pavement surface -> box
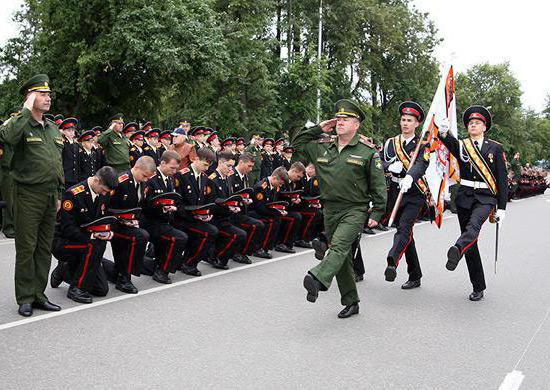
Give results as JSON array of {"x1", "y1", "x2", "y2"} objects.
[{"x1": 0, "y1": 192, "x2": 548, "y2": 389}]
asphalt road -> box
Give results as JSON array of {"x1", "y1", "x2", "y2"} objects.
[{"x1": 0, "y1": 192, "x2": 548, "y2": 389}]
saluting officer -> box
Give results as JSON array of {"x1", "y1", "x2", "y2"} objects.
[
  {"x1": 98, "y1": 114, "x2": 131, "y2": 173},
  {"x1": 438, "y1": 106, "x2": 508, "y2": 301},
  {"x1": 292, "y1": 99, "x2": 387, "y2": 318}
]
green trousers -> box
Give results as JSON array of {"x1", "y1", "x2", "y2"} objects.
[
  {"x1": 309, "y1": 205, "x2": 367, "y2": 306},
  {"x1": 14, "y1": 184, "x2": 57, "y2": 304},
  {"x1": 1, "y1": 170, "x2": 15, "y2": 236}
]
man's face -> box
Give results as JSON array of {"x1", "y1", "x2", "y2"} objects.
[
  {"x1": 194, "y1": 158, "x2": 211, "y2": 174},
  {"x1": 283, "y1": 152, "x2": 292, "y2": 160},
  {"x1": 82, "y1": 140, "x2": 93, "y2": 150},
  {"x1": 134, "y1": 167, "x2": 156, "y2": 183},
  {"x1": 211, "y1": 138, "x2": 221, "y2": 149},
  {"x1": 133, "y1": 139, "x2": 144, "y2": 147},
  {"x1": 276, "y1": 144, "x2": 284, "y2": 153},
  {"x1": 305, "y1": 164, "x2": 316, "y2": 177},
  {"x1": 335, "y1": 117, "x2": 360, "y2": 137},
  {"x1": 161, "y1": 137, "x2": 172, "y2": 147},
  {"x1": 264, "y1": 144, "x2": 273, "y2": 153},
  {"x1": 197, "y1": 134, "x2": 208, "y2": 144},
  {"x1": 32, "y1": 92, "x2": 51, "y2": 113},
  {"x1": 467, "y1": 119, "x2": 486, "y2": 138},
  {"x1": 172, "y1": 134, "x2": 185, "y2": 145},
  {"x1": 181, "y1": 123, "x2": 191, "y2": 133},
  {"x1": 218, "y1": 159, "x2": 235, "y2": 176},
  {"x1": 148, "y1": 136, "x2": 160, "y2": 148},
  {"x1": 112, "y1": 121, "x2": 123, "y2": 133},
  {"x1": 237, "y1": 144, "x2": 245, "y2": 152},
  {"x1": 237, "y1": 160, "x2": 254, "y2": 175},
  {"x1": 160, "y1": 159, "x2": 179, "y2": 177},
  {"x1": 288, "y1": 168, "x2": 304, "y2": 182},
  {"x1": 399, "y1": 115, "x2": 419, "y2": 135},
  {"x1": 90, "y1": 177, "x2": 112, "y2": 195},
  {"x1": 271, "y1": 176, "x2": 284, "y2": 188},
  {"x1": 62, "y1": 128, "x2": 75, "y2": 140}
]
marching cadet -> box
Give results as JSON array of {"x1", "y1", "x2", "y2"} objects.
[
  {"x1": 159, "y1": 130, "x2": 172, "y2": 155},
  {"x1": 143, "y1": 128, "x2": 162, "y2": 165},
  {"x1": 173, "y1": 147, "x2": 219, "y2": 276},
  {"x1": 276, "y1": 162, "x2": 306, "y2": 253},
  {"x1": 77, "y1": 130, "x2": 101, "y2": 181},
  {"x1": 382, "y1": 102, "x2": 429, "y2": 289},
  {"x1": 244, "y1": 132, "x2": 263, "y2": 184},
  {"x1": 206, "y1": 151, "x2": 249, "y2": 266},
  {"x1": 59, "y1": 117, "x2": 80, "y2": 189},
  {"x1": 438, "y1": 106, "x2": 508, "y2": 301},
  {"x1": 98, "y1": 114, "x2": 131, "y2": 173},
  {"x1": 292, "y1": 99, "x2": 387, "y2": 318},
  {"x1": 51, "y1": 166, "x2": 119, "y2": 304},
  {"x1": 227, "y1": 152, "x2": 266, "y2": 259},
  {"x1": 128, "y1": 131, "x2": 145, "y2": 167},
  {"x1": 0, "y1": 74, "x2": 64, "y2": 316},
  {"x1": 260, "y1": 138, "x2": 275, "y2": 179},
  {"x1": 249, "y1": 166, "x2": 290, "y2": 259},
  {"x1": 171, "y1": 127, "x2": 197, "y2": 170},
  {"x1": 106, "y1": 156, "x2": 156, "y2": 293},
  {"x1": 141, "y1": 151, "x2": 188, "y2": 284}
]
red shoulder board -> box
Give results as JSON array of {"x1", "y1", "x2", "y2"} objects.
[
  {"x1": 261, "y1": 181, "x2": 268, "y2": 189},
  {"x1": 180, "y1": 167, "x2": 190, "y2": 174},
  {"x1": 118, "y1": 173, "x2": 129, "y2": 183},
  {"x1": 70, "y1": 185, "x2": 85, "y2": 195}
]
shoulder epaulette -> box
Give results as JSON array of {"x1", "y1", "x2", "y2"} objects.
[
  {"x1": 208, "y1": 173, "x2": 217, "y2": 180},
  {"x1": 143, "y1": 145, "x2": 151, "y2": 151},
  {"x1": 488, "y1": 139, "x2": 502, "y2": 145},
  {"x1": 261, "y1": 181, "x2": 268, "y2": 189},
  {"x1": 70, "y1": 185, "x2": 85, "y2": 195},
  {"x1": 181, "y1": 167, "x2": 190, "y2": 174},
  {"x1": 359, "y1": 135, "x2": 375, "y2": 148},
  {"x1": 118, "y1": 173, "x2": 130, "y2": 183},
  {"x1": 130, "y1": 147, "x2": 136, "y2": 152}
]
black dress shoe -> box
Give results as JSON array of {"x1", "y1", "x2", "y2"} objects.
[
  {"x1": 384, "y1": 258, "x2": 397, "y2": 282},
  {"x1": 469, "y1": 291, "x2": 484, "y2": 301},
  {"x1": 18, "y1": 303, "x2": 33, "y2": 317},
  {"x1": 67, "y1": 286, "x2": 93, "y2": 304},
  {"x1": 401, "y1": 280, "x2": 421, "y2": 289},
  {"x1": 50, "y1": 263, "x2": 64, "y2": 288},
  {"x1": 338, "y1": 303, "x2": 359, "y2": 318},
  {"x1": 212, "y1": 258, "x2": 230, "y2": 270},
  {"x1": 252, "y1": 249, "x2": 272, "y2": 259},
  {"x1": 181, "y1": 264, "x2": 202, "y2": 277},
  {"x1": 446, "y1": 245, "x2": 461, "y2": 271},
  {"x1": 232, "y1": 253, "x2": 252, "y2": 264},
  {"x1": 152, "y1": 268, "x2": 172, "y2": 284},
  {"x1": 362, "y1": 227, "x2": 375, "y2": 235},
  {"x1": 303, "y1": 273, "x2": 324, "y2": 303},
  {"x1": 116, "y1": 279, "x2": 139, "y2": 294},
  {"x1": 311, "y1": 238, "x2": 328, "y2": 260},
  {"x1": 274, "y1": 244, "x2": 295, "y2": 253},
  {"x1": 32, "y1": 300, "x2": 62, "y2": 311},
  {"x1": 294, "y1": 240, "x2": 312, "y2": 248},
  {"x1": 355, "y1": 274, "x2": 364, "y2": 282},
  {"x1": 375, "y1": 225, "x2": 389, "y2": 231}
]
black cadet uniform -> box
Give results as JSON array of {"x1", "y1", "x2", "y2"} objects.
[
  {"x1": 249, "y1": 177, "x2": 283, "y2": 253},
  {"x1": 77, "y1": 130, "x2": 101, "y2": 181},
  {"x1": 60, "y1": 118, "x2": 80, "y2": 188}
]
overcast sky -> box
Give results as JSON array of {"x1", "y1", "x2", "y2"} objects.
[{"x1": 1, "y1": 0, "x2": 548, "y2": 112}]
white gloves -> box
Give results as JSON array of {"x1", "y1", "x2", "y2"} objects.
[
  {"x1": 438, "y1": 118, "x2": 450, "y2": 137},
  {"x1": 400, "y1": 175, "x2": 414, "y2": 193},
  {"x1": 388, "y1": 161, "x2": 404, "y2": 174},
  {"x1": 495, "y1": 209, "x2": 506, "y2": 224}
]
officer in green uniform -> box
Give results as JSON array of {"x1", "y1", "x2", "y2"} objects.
[
  {"x1": 0, "y1": 109, "x2": 20, "y2": 238},
  {"x1": 244, "y1": 132, "x2": 263, "y2": 185},
  {"x1": 97, "y1": 113, "x2": 130, "y2": 172},
  {"x1": 292, "y1": 99, "x2": 387, "y2": 318},
  {"x1": 0, "y1": 74, "x2": 64, "y2": 316}
]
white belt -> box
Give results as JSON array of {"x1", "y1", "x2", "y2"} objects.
[{"x1": 461, "y1": 179, "x2": 488, "y2": 189}]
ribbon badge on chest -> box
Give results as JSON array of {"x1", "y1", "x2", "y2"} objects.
[{"x1": 488, "y1": 153, "x2": 494, "y2": 164}]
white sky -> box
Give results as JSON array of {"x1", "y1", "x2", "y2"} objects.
[{"x1": 1, "y1": 0, "x2": 548, "y2": 112}]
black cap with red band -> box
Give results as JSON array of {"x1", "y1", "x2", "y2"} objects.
[
  {"x1": 463, "y1": 105, "x2": 492, "y2": 131},
  {"x1": 398, "y1": 101, "x2": 425, "y2": 122}
]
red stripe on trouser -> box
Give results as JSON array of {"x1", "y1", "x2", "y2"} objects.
[
  {"x1": 217, "y1": 230, "x2": 236, "y2": 257},
  {"x1": 261, "y1": 219, "x2": 273, "y2": 249},
  {"x1": 113, "y1": 232, "x2": 137, "y2": 273},
  {"x1": 459, "y1": 211, "x2": 490, "y2": 255},
  {"x1": 395, "y1": 206, "x2": 424, "y2": 266},
  {"x1": 299, "y1": 211, "x2": 316, "y2": 240},
  {"x1": 280, "y1": 216, "x2": 294, "y2": 243},
  {"x1": 160, "y1": 235, "x2": 176, "y2": 271},
  {"x1": 241, "y1": 223, "x2": 256, "y2": 254},
  {"x1": 186, "y1": 227, "x2": 208, "y2": 264},
  {"x1": 64, "y1": 244, "x2": 88, "y2": 249},
  {"x1": 77, "y1": 244, "x2": 94, "y2": 289}
]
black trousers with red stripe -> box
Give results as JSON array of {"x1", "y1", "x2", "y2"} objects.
[
  {"x1": 277, "y1": 211, "x2": 302, "y2": 247},
  {"x1": 249, "y1": 212, "x2": 280, "y2": 251},
  {"x1": 212, "y1": 219, "x2": 247, "y2": 263},
  {"x1": 297, "y1": 208, "x2": 323, "y2": 242},
  {"x1": 177, "y1": 220, "x2": 218, "y2": 267},
  {"x1": 456, "y1": 201, "x2": 493, "y2": 292},
  {"x1": 386, "y1": 195, "x2": 425, "y2": 281},
  {"x1": 111, "y1": 225, "x2": 150, "y2": 278},
  {"x1": 143, "y1": 223, "x2": 188, "y2": 273},
  {"x1": 232, "y1": 214, "x2": 265, "y2": 255},
  {"x1": 51, "y1": 238, "x2": 109, "y2": 295}
]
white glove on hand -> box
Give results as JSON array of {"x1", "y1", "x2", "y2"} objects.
[
  {"x1": 495, "y1": 209, "x2": 506, "y2": 224},
  {"x1": 400, "y1": 175, "x2": 414, "y2": 193},
  {"x1": 388, "y1": 161, "x2": 404, "y2": 174},
  {"x1": 438, "y1": 118, "x2": 450, "y2": 137}
]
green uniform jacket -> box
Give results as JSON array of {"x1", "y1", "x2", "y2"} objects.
[
  {"x1": 291, "y1": 125, "x2": 387, "y2": 221},
  {"x1": 244, "y1": 144, "x2": 262, "y2": 183},
  {"x1": 98, "y1": 128, "x2": 130, "y2": 168},
  {"x1": 0, "y1": 108, "x2": 64, "y2": 197}
]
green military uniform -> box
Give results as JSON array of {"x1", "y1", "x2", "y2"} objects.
[
  {"x1": 97, "y1": 114, "x2": 130, "y2": 172},
  {"x1": 0, "y1": 74, "x2": 64, "y2": 305},
  {"x1": 244, "y1": 141, "x2": 262, "y2": 185},
  {"x1": 0, "y1": 112, "x2": 18, "y2": 237},
  {"x1": 292, "y1": 99, "x2": 387, "y2": 307}
]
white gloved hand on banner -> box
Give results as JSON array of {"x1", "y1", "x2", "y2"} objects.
[
  {"x1": 388, "y1": 161, "x2": 403, "y2": 174},
  {"x1": 400, "y1": 175, "x2": 414, "y2": 193},
  {"x1": 438, "y1": 118, "x2": 450, "y2": 137},
  {"x1": 495, "y1": 209, "x2": 506, "y2": 225}
]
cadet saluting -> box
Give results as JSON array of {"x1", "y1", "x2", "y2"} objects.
[{"x1": 292, "y1": 99, "x2": 387, "y2": 318}]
